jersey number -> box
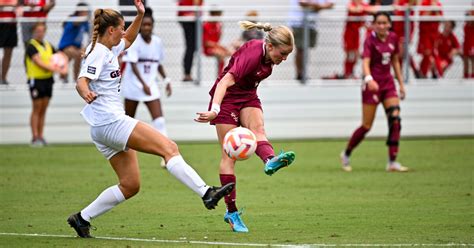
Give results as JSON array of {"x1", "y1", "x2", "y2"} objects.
[
  {"x1": 144, "y1": 64, "x2": 151, "y2": 74},
  {"x1": 382, "y1": 52, "x2": 391, "y2": 65}
]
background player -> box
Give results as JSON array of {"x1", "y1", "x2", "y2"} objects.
[
  {"x1": 340, "y1": 12, "x2": 408, "y2": 172},
  {"x1": 68, "y1": 0, "x2": 233, "y2": 238},
  {"x1": 121, "y1": 7, "x2": 172, "y2": 148},
  {"x1": 195, "y1": 21, "x2": 296, "y2": 232}
]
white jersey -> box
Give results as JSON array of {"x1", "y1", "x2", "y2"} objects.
[
  {"x1": 121, "y1": 35, "x2": 165, "y2": 102},
  {"x1": 79, "y1": 39, "x2": 126, "y2": 127}
]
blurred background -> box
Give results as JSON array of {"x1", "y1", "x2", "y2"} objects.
[{"x1": 0, "y1": 0, "x2": 472, "y2": 144}]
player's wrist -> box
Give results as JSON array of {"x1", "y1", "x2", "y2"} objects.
[
  {"x1": 364, "y1": 75, "x2": 373, "y2": 83},
  {"x1": 210, "y1": 103, "x2": 220, "y2": 115}
]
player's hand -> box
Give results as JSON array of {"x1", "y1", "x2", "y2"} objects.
[
  {"x1": 367, "y1": 80, "x2": 379, "y2": 92},
  {"x1": 82, "y1": 91, "x2": 97, "y2": 104},
  {"x1": 135, "y1": 0, "x2": 145, "y2": 15},
  {"x1": 399, "y1": 85, "x2": 406, "y2": 100},
  {"x1": 165, "y1": 83, "x2": 172, "y2": 97},
  {"x1": 194, "y1": 111, "x2": 217, "y2": 123},
  {"x1": 142, "y1": 84, "x2": 151, "y2": 95}
]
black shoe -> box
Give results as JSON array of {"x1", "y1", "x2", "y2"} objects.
[
  {"x1": 202, "y1": 182, "x2": 235, "y2": 210},
  {"x1": 67, "y1": 212, "x2": 94, "y2": 238}
]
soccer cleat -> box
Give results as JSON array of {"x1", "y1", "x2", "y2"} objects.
[
  {"x1": 340, "y1": 151, "x2": 352, "y2": 172},
  {"x1": 160, "y1": 158, "x2": 166, "y2": 168},
  {"x1": 67, "y1": 212, "x2": 94, "y2": 238},
  {"x1": 264, "y1": 150, "x2": 295, "y2": 176},
  {"x1": 202, "y1": 182, "x2": 235, "y2": 210},
  {"x1": 386, "y1": 161, "x2": 409, "y2": 172},
  {"x1": 224, "y1": 210, "x2": 249, "y2": 233}
]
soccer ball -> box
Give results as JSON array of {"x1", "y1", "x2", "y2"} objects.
[
  {"x1": 50, "y1": 52, "x2": 69, "y2": 74},
  {"x1": 223, "y1": 127, "x2": 257, "y2": 161}
]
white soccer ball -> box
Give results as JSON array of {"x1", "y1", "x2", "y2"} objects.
[{"x1": 223, "y1": 127, "x2": 257, "y2": 161}]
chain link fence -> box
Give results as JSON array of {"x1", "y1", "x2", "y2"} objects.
[{"x1": 0, "y1": 4, "x2": 472, "y2": 87}]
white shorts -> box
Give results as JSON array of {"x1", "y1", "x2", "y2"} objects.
[
  {"x1": 121, "y1": 80, "x2": 161, "y2": 102},
  {"x1": 90, "y1": 115, "x2": 139, "y2": 160}
]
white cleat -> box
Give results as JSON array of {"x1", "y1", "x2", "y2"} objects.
[
  {"x1": 160, "y1": 158, "x2": 166, "y2": 168},
  {"x1": 386, "y1": 161, "x2": 409, "y2": 172},
  {"x1": 340, "y1": 151, "x2": 352, "y2": 172}
]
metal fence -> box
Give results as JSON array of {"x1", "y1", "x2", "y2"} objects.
[{"x1": 0, "y1": 4, "x2": 472, "y2": 87}]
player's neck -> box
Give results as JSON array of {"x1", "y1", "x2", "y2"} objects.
[
  {"x1": 98, "y1": 37, "x2": 114, "y2": 50},
  {"x1": 376, "y1": 32, "x2": 388, "y2": 41}
]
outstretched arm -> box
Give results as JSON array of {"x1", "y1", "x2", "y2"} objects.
[{"x1": 123, "y1": 0, "x2": 145, "y2": 49}]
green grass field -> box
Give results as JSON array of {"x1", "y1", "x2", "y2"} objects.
[{"x1": 1, "y1": 138, "x2": 473, "y2": 247}]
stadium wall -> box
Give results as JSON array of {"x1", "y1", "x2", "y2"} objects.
[{"x1": 0, "y1": 80, "x2": 472, "y2": 144}]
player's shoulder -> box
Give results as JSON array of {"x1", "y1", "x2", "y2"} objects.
[
  {"x1": 152, "y1": 35, "x2": 163, "y2": 45},
  {"x1": 388, "y1": 31, "x2": 399, "y2": 42}
]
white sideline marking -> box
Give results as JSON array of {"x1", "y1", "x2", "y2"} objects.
[{"x1": 0, "y1": 232, "x2": 472, "y2": 247}]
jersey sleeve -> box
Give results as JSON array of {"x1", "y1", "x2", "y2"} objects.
[
  {"x1": 228, "y1": 48, "x2": 260, "y2": 83},
  {"x1": 393, "y1": 34, "x2": 400, "y2": 55},
  {"x1": 111, "y1": 39, "x2": 126, "y2": 56},
  {"x1": 157, "y1": 38, "x2": 165, "y2": 62},
  {"x1": 121, "y1": 42, "x2": 138, "y2": 63},
  {"x1": 26, "y1": 44, "x2": 39, "y2": 58},
  {"x1": 78, "y1": 46, "x2": 106, "y2": 81},
  {"x1": 362, "y1": 36, "x2": 373, "y2": 59}
]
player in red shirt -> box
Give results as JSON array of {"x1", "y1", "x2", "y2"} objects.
[
  {"x1": 202, "y1": 8, "x2": 232, "y2": 76},
  {"x1": 195, "y1": 21, "x2": 296, "y2": 232},
  {"x1": 418, "y1": 0, "x2": 443, "y2": 78},
  {"x1": 342, "y1": 0, "x2": 373, "y2": 78},
  {"x1": 433, "y1": 20, "x2": 460, "y2": 77},
  {"x1": 463, "y1": 9, "x2": 474, "y2": 78},
  {"x1": 20, "y1": 0, "x2": 55, "y2": 46},
  {"x1": 392, "y1": 0, "x2": 419, "y2": 77},
  {"x1": 340, "y1": 12, "x2": 408, "y2": 173}
]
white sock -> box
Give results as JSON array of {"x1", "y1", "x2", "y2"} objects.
[
  {"x1": 166, "y1": 155, "x2": 209, "y2": 197},
  {"x1": 152, "y1": 117, "x2": 168, "y2": 137},
  {"x1": 80, "y1": 185, "x2": 126, "y2": 222}
]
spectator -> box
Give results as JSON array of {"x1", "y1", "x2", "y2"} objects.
[
  {"x1": 392, "y1": 0, "x2": 420, "y2": 78},
  {"x1": 433, "y1": 20, "x2": 460, "y2": 77},
  {"x1": 58, "y1": 2, "x2": 90, "y2": 83},
  {"x1": 25, "y1": 22, "x2": 64, "y2": 147},
  {"x1": 231, "y1": 10, "x2": 265, "y2": 50},
  {"x1": 463, "y1": 9, "x2": 474, "y2": 79},
  {"x1": 202, "y1": 7, "x2": 232, "y2": 76},
  {"x1": 342, "y1": 0, "x2": 372, "y2": 78},
  {"x1": 418, "y1": 0, "x2": 443, "y2": 78},
  {"x1": 177, "y1": 0, "x2": 203, "y2": 82},
  {"x1": 20, "y1": 0, "x2": 55, "y2": 47},
  {"x1": 0, "y1": 0, "x2": 19, "y2": 85},
  {"x1": 288, "y1": 0, "x2": 334, "y2": 82}
]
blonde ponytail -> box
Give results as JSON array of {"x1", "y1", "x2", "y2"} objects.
[{"x1": 238, "y1": 21, "x2": 294, "y2": 48}]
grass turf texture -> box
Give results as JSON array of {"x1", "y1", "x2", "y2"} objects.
[{"x1": 0, "y1": 138, "x2": 472, "y2": 247}]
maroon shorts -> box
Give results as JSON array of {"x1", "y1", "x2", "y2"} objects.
[
  {"x1": 209, "y1": 98, "x2": 262, "y2": 125},
  {"x1": 362, "y1": 79, "x2": 398, "y2": 105}
]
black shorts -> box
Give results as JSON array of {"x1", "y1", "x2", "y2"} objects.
[
  {"x1": 28, "y1": 77, "x2": 54, "y2": 99},
  {"x1": 0, "y1": 23, "x2": 18, "y2": 48}
]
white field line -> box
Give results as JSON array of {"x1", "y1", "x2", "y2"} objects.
[{"x1": 0, "y1": 232, "x2": 472, "y2": 247}]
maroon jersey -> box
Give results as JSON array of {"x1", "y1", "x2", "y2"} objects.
[
  {"x1": 209, "y1": 39, "x2": 273, "y2": 103},
  {"x1": 362, "y1": 31, "x2": 399, "y2": 83}
]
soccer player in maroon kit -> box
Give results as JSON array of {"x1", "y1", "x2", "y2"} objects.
[
  {"x1": 195, "y1": 21, "x2": 296, "y2": 232},
  {"x1": 340, "y1": 12, "x2": 408, "y2": 172}
]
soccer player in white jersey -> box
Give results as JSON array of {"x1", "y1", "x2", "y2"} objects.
[
  {"x1": 68, "y1": 1, "x2": 234, "y2": 238},
  {"x1": 121, "y1": 8, "x2": 171, "y2": 144}
]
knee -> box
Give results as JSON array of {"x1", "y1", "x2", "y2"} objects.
[
  {"x1": 249, "y1": 124, "x2": 266, "y2": 138},
  {"x1": 161, "y1": 139, "x2": 180, "y2": 160},
  {"x1": 120, "y1": 178, "x2": 140, "y2": 198}
]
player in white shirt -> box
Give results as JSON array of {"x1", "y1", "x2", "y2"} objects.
[
  {"x1": 121, "y1": 8, "x2": 171, "y2": 143},
  {"x1": 68, "y1": 1, "x2": 234, "y2": 238}
]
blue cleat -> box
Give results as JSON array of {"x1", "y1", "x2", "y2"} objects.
[
  {"x1": 224, "y1": 210, "x2": 249, "y2": 233},
  {"x1": 264, "y1": 150, "x2": 296, "y2": 176}
]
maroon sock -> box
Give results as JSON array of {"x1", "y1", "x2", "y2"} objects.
[
  {"x1": 389, "y1": 146, "x2": 399, "y2": 162},
  {"x1": 346, "y1": 126, "x2": 369, "y2": 156},
  {"x1": 219, "y1": 174, "x2": 237, "y2": 213},
  {"x1": 256, "y1": 141, "x2": 275, "y2": 164}
]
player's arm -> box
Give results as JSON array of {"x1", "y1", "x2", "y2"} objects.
[
  {"x1": 194, "y1": 73, "x2": 236, "y2": 123},
  {"x1": 363, "y1": 57, "x2": 379, "y2": 92},
  {"x1": 42, "y1": 0, "x2": 55, "y2": 14},
  {"x1": 299, "y1": 0, "x2": 334, "y2": 12},
  {"x1": 123, "y1": 0, "x2": 145, "y2": 49},
  {"x1": 158, "y1": 65, "x2": 172, "y2": 97},
  {"x1": 76, "y1": 77, "x2": 97, "y2": 104},
  {"x1": 30, "y1": 54, "x2": 57, "y2": 72},
  {"x1": 391, "y1": 54, "x2": 406, "y2": 100},
  {"x1": 130, "y1": 62, "x2": 151, "y2": 95}
]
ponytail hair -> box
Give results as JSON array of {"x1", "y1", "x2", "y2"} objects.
[
  {"x1": 239, "y1": 21, "x2": 294, "y2": 48},
  {"x1": 84, "y1": 8, "x2": 124, "y2": 59}
]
